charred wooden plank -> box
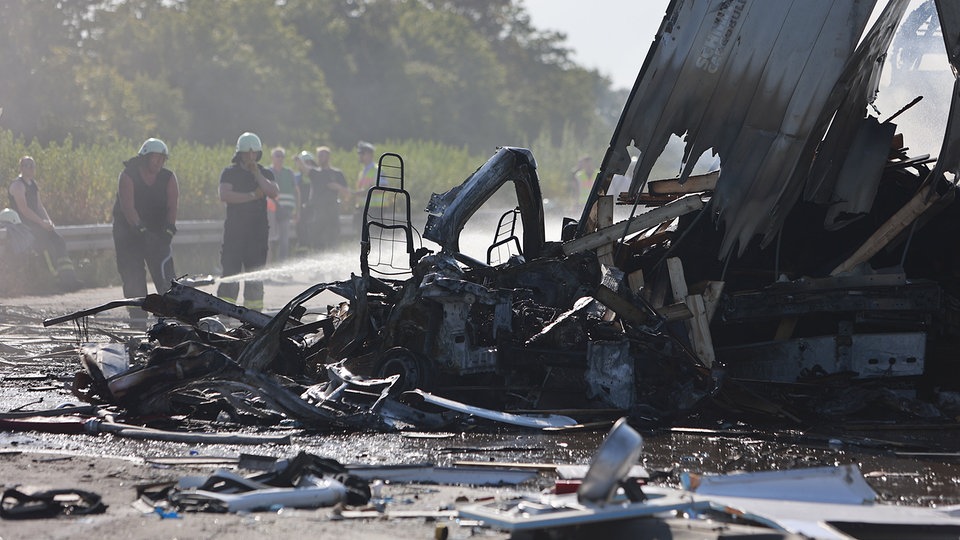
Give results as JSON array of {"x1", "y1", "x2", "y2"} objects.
[
  {"x1": 667, "y1": 258, "x2": 715, "y2": 367},
  {"x1": 563, "y1": 195, "x2": 703, "y2": 256},
  {"x1": 832, "y1": 183, "x2": 953, "y2": 275},
  {"x1": 596, "y1": 195, "x2": 615, "y2": 266},
  {"x1": 647, "y1": 171, "x2": 719, "y2": 195},
  {"x1": 593, "y1": 285, "x2": 656, "y2": 327}
]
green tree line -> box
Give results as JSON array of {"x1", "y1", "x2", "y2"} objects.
[
  {"x1": 0, "y1": 0, "x2": 628, "y2": 152},
  {"x1": 0, "y1": 0, "x2": 632, "y2": 226}
]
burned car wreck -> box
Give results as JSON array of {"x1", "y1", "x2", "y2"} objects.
[
  {"x1": 48, "y1": 146, "x2": 713, "y2": 431},
  {"x1": 46, "y1": 0, "x2": 960, "y2": 430}
]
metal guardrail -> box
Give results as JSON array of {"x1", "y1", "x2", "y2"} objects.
[{"x1": 0, "y1": 215, "x2": 355, "y2": 253}]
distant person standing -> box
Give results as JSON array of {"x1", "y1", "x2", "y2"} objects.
[
  {"x1": 7, "y1": 156, "x2": 81, "y2": 290},
  {"x1": 269, "y1": 147, "x2": 299, "y2": 261},
  {"x1": 112, "y1": 138, "x2": 179, "y2": 311},
  {"x1": 355, "y1": 141, "x2": 379, "y2": 197},
  {"x1": 216, "y1": 132, "x2": 279, "y2": 311},
  {"x1": 354, "y1": 141, "x2": 382, "y2": 232},
  {"x1": 295, "y1": 150, "x2": 320, "y2": 250},
  {"x1": 310, "y1": 145, "x2": 348, "y2": 249},
  {"x1": 292, "y1": 152, "x2": 311, "y2": 254},
  {"x1": 571, "y1": 155, "x2": 596, "y2": 206}
]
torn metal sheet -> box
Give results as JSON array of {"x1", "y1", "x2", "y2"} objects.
[
  {"x1": 424, "y1": 146, "x2": 545, "y2": 260},
  {"x1": 79, "y1": 343, "x2": 128, "y2": 380},
  {"x1": 555, "y1": 464, "x2": 649, "y2": 481},
  {"x1": 932, "y1": 0, "x2": 960, "y2": 183},
  {"x1": 934, "y1": 79, "x2": 960, "y2": 184},
  {"x1": 100, "y1": 341, "x2": 238, "y2": 405},
  {"x1": 171, "y1": 480, "x2": 346, "y2": 513},
  {"x1": 681, "y1": 465, "x2": 877, "y2": 504},
  {"x1": 587, "y1": 0, "x2": 876, "y2": 257},
  {"x1": 78, "y1": 343, "x2": 128, "y2": 400},
  {"x1": 346, "y1": 464, "x2": 538, "y2": 486},
  {"x1": 236, "y1": 280, "x2": 332, "y2": 373},
  {"x1": 458, "y1": 491, "x2": 703, "y2": 532},
  {"x1": 42, "y1": 281, "x2": 274, "y2": 329},
  {"x1": 937, "y1": 0, "x2": 960, "y2": 65},
  {"x1": 402, "y1": 390, "x2": 578, "y2": 429},
  {"x1": 83, "y1": 418, "x2": 291, "y2": 445},
  {"x1": 585, "y1": 341, "x2": 635, "y2": 409},
  {"x1": 142, "y1": 452, "x2": 371, "y2": 514},
  {"x1": 678, "y1": 482, "x2": 960, "y2": 539},
  {"x1": 820, "y1": 119, "x2": 897, "y2": 230},
  {"x1": 577, "y1": 417, "x2": 643, "y2": 505},
  {"x1": 804, "y1": 0, "x2": 910, "y2": 207},
  {"x1": 301, "y1": 364, "x2": 399, "y2": 429}
]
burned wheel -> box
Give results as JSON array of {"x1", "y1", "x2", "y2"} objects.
[{"x1": 375, "y1": 347, "x2": 431, "y2": 392}]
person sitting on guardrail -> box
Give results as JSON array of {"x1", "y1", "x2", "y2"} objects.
[
  {"x1": 7, "y1": 156, "x2": 81, "y2": 291},
  {"x1": 112, "y1": 138, "x2": 179, "y2": 324}
]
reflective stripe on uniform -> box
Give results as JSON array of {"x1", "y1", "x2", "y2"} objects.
[{"x1": 277, "y1": 193, "x2": 297, "y2": 208}]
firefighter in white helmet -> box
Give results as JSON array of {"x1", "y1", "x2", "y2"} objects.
[
  {"x1": 216, "y1": 132, "x2": 279, "y2": 311},
  {"x1": 112, "y1": 137, "x2": 179, "y2": 325}
]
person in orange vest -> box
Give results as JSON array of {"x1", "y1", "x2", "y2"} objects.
[
  {"x1": 355, "y1": 141, "x2": 380, "y2": 195},
  {"x1": 268, "y1": 147, "x2": 299, "y2": 261},
  {"x1": 571, "y1": 155, "x2": 596, "y2": 207},
  {"x1": 353, "y1": 141, "x2": 386, "y2": 233}
]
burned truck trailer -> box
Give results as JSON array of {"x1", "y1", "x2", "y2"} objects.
[{"x1": 567, "y1": 0, "x2": 960, "y2": 405}]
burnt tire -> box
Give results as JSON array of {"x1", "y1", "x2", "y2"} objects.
[{"x1": 375, "y1": 347, "x2": 431, "y2": 392}]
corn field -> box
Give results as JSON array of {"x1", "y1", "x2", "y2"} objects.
[{"x1": 0, "y1": 129, "x2": 605, "y2": 226}]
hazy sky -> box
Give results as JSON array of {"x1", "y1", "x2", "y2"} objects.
[
  {"x1": 523, "y1": 0, "x2": 671, "y2": 90},
  {"x1": 523, "y1": 0, "x2": 949, "y2": 154},
  {"x1": 523, "y1": 1, "x2": 934, "y2": 90}
]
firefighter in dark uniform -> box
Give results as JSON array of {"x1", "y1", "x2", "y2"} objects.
[
  {"x1": 216, "y1": 132, "x2": 279, "y2": 311},
  {"x1": 112, "y1": 138, "x2": 179, "y2": 322}
]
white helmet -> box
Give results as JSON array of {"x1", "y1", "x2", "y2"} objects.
[
  {"x1": 138, "y1": 138, "x2": 169, "y2": 156},
  {"x1": 297, "y1": 150, "x2": 316, "y2": 165},
  {"x1": 236, "y1": 132, "x2": 262, "y2": 153},
  {"x1": 0, "y1": 207, "x2": 21, "y2": 224}
]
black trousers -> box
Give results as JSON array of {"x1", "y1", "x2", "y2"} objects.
[
  {"x1": 216, "y1": 225, "x2": 267, "y2": 307},
  {"x1": 113, "y1": 225, "x2": 175, "y2": 298},
  {"x1": 27, "y1": 224, "x2": 76, "y2": 282}
]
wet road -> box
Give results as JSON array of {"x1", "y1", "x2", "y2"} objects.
[
  {"x1": 3, "y1": 355, "x2": 959, "y2": 509},
  {"x1": 2, "y1": 247, "x2": 960, "y2": 508}
]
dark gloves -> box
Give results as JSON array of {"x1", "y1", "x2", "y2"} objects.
[{"x1": 163, "y1": 224, "x2": 177, "y2": 239}]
